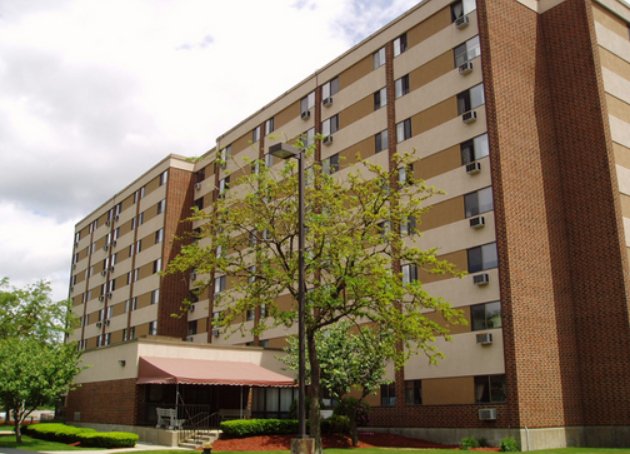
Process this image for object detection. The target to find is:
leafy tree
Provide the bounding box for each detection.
[282,321,391,446]
[0,278,81,443]
[167,149,464,453]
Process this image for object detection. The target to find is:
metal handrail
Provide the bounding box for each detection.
[178,411,221,445]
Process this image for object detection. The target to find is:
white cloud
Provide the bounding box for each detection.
[0,0,419,300]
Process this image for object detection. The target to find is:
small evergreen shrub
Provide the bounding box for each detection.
[76,431,138,448]
[220,419,298,437]
[460,436,480,450]
[500,436,520,452]
[320,415,350,435]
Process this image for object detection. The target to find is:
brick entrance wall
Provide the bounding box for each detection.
[65,379,139,425]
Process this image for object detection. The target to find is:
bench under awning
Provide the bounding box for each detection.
[136,356,296,387]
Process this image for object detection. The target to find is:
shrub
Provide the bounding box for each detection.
[460,436,480,451]
[76,431,139,448]
[333,397,369,426]
[500,436,520,452]
[23,423,137,448]
[220,419,298,437]
[321,415,350,435]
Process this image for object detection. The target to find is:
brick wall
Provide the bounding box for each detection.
[158,167,194,338]
[65,379,139,425]
[540,0,630,426]
[370,403,510,428]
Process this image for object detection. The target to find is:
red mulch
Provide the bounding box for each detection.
[211,432,465,451]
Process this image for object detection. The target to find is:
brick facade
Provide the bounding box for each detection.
[65,379,139,425]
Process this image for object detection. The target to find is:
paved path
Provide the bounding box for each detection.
[39,443,192,454]
[0,448,35,454]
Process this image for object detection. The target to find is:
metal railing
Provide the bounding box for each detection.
[178,411,221,445]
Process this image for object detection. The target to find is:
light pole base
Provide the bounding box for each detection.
[291,437,314,454]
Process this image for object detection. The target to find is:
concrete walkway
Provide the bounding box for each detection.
[38,443,192,454]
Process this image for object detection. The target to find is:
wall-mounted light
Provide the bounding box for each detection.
[118,360,126,367]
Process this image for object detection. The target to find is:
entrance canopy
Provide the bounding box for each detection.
[137,356,295,387]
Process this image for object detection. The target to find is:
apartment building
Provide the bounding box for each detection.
[66,0,630,449]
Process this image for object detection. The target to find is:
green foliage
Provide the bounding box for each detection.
[0,279,81,444]
[320,415,350,435]
[333,397,369,427]
[460,436,480,450]
[24,423,137,448]
[500,436,520,452]
[75,431,138,448]
[220,419,298,437]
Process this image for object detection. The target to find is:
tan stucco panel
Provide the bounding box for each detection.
[606,94,630,122]
[339,55,373,91]
[407,6,451,48]
[414,145,461,181]
[593,2,630,39]
[599,48,630,81]
[423,376,475,405]
[423,306,470,335]
[421,196,465,231]
[339,95,376,129]
[409,50,455,93]
[339,136,377,169]
[411,97,458,136]
[419,249,468,284]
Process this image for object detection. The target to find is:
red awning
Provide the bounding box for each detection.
[136,356,295,387]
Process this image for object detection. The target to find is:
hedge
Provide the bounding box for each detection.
[23,423,138,448]
[220,416,349,438]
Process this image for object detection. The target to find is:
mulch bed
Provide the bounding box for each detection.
[211,432,471,451]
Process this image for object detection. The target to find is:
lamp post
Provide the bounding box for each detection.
[268,143,312,454]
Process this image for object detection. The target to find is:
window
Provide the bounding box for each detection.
[153,259,162,273]
[248,265,256,283]
[149,320,158,336]
[188,320,198,336]
[300,91,315,114]
[159,170,168,186]
[128,326,136,340]
[126,272,132,285]
[373,47,386,69]
[467,242,498,273]
[260,303,267,318]
[375,130,388,153]
[139,211,144,225]
[475,375,506,403]
[126,297,138,312]
[151,289,160,305]
[322,77,339,100]
[302,128,315,147]
[374,87,387,110]
[464,187,493,218]
[139,186,145,200]
[395,74,409,98]
[393,33,407,57]
[246,308,255,321]
[108,279,115,293]
[215,275,226,294]
[322,154,340,175]
[396,118,412,143]
[131,216,136,230]
[252,126,261,142]
[398,164,413,186]
[113,227,120,241]
[401,215,416,236]
[155,228,164,243]
[194,197,204,211]
[219,176,230,197]
[195,168,205,183]
[321,115,339,137]
[457,84,485,114]
[471,301,502,331]
[454,35,481,66]
[157,199,166,214]
[265,117,275,135]
[74,232,81,244]
[265,153,274,167]
[136,239,142,254]
[451,0,476,21]
[405,379,422,405]
[220,145,231,169]
[402,263,418,284]
[380,383,396,406]
[460,133,489,164]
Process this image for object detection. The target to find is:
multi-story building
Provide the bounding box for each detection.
[66,0,630,449]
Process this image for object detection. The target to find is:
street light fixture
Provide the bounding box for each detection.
[268,143,312,453]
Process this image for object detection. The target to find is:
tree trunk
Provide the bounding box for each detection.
[307,331,322,454]
[13,407,21,444]
[350,406,358,447]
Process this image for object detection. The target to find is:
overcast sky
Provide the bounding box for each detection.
[0,0,422,301]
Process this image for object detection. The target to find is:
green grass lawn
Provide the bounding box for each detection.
[0,433,98,451]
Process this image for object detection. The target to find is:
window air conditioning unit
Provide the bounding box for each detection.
[96,321,102,328]
[112,240,117,247]
[459,61,473,75]
[105,319,110,326]
[195,182,202,191]
[473,273,490,286]
[469,216,485,229]
[107,292,113,300]
[323,97,333,107]
[212,329,220,338]
[101,270,107,276]
[300,110,311,120]
[115,215,119,222]
[106,219,111,226]
[476,333,493,345]
[323,135,333,145]
[190,272,197,282]
[186,335,194,342]
[465,161,482,175]
[478,408,497,421]
[455,15,470,29]
[189,304,195,313]
[110,265,115,272]
[462,110,477,124]
[103,244,109,251]
[99,295,105,302]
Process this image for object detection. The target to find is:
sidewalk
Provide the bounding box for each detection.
[38,443,192,454]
